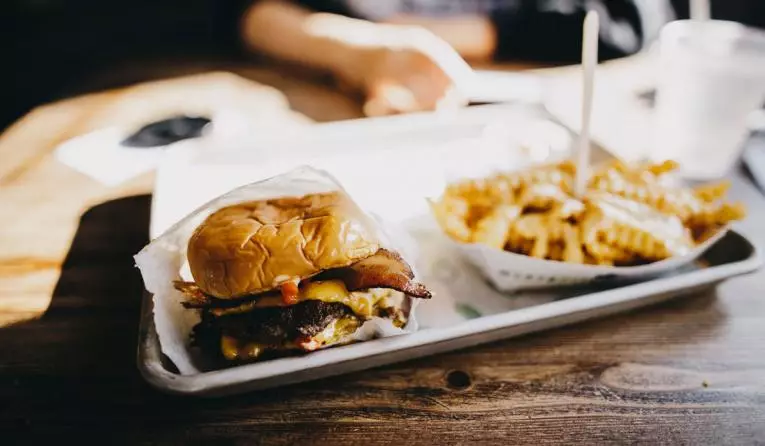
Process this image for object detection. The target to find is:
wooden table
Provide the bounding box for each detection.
[2,64,765,445]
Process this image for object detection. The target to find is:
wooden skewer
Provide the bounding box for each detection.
[574,10,600,198]
[690,0,711,21]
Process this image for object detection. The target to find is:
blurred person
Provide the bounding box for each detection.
[6,0,765,129]
[239,0,677,115]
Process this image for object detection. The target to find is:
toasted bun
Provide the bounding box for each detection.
[187,192,380,298]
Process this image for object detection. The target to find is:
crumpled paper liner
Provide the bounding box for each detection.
[135,166,420,375]
[448,228,729,292]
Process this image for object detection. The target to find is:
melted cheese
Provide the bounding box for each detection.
[220,316,360,360]
[216,280,404,360]
[309,316,360,347]
[212,280,396,318]
[221,335,268,361]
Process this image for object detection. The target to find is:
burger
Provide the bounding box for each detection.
[173,191,432,362]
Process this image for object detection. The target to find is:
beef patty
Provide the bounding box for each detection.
[193,300,355,349]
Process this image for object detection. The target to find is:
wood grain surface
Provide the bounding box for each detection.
[1,62,765,445]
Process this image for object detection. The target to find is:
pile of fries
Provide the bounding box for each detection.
[430,160,746,266]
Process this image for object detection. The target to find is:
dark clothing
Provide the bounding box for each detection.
[292,0,673,62]
[4,0,765,130]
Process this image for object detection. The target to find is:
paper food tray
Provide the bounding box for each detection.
[450,222,729,293]
[137,104,761,395]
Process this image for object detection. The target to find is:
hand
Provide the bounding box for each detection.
[347,28,476,116]
[241,4,476,116]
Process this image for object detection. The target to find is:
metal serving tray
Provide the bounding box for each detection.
[137,105,762,396]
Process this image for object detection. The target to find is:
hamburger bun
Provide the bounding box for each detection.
[187,191,380,298]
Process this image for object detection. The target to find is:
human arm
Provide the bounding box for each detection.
[240,0,476,115]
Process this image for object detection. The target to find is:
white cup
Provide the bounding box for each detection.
[652,20,765,179]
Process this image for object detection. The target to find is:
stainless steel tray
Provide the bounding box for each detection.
[138,231,760,396]
[137,105,762,396]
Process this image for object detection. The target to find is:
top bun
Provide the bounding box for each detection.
[187,191,380,299]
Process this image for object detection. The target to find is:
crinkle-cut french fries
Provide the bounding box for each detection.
[529,231,550,259]
[562,223,585,264]
[646,160,680,176]
[428,197,472,243]
[580,209,635,265]
[693,182,731,203]
[550,198,586,220]
[431,159,746,266]
[499,160,575,191]
[517,183,571,211]
[472,205,522,250]
[585,192,695,260]
[686,202,747,228]
[589,171,705,221]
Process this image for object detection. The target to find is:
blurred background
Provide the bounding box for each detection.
[3,0,765,132]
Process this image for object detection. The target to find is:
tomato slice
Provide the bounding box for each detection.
[280,280,300,306]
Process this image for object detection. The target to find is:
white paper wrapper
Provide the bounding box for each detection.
[134,166,420,375]
[449,228,729,292]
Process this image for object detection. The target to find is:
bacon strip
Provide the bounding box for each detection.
[315,249,432,298]
[174,281,255,309]
[175,248,431,308]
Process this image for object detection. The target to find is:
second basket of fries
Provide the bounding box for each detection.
[429,159,746,291]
